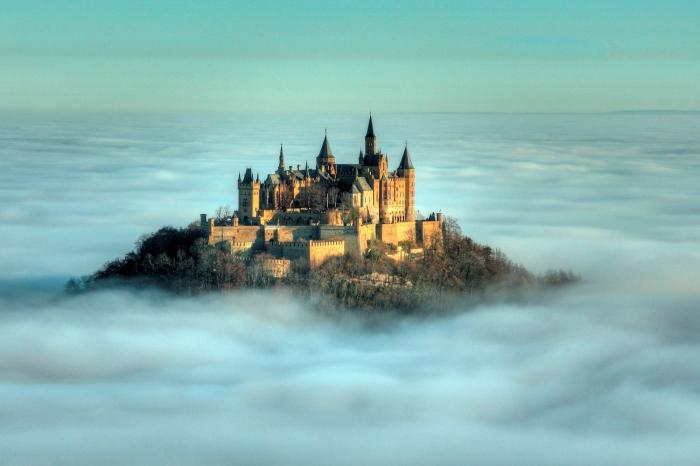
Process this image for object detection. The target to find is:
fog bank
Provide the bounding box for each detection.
[1,287,699,465]
[1,113,699,464]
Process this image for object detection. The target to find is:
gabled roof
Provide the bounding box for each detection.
[398,145,414,170]
[354,177,373,192]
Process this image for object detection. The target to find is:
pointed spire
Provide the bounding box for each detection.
[318,132,333,158]
[304,161,310,178]
[256,172,260,182]
[359,149,364,165]
[366,114,375,138]
[278,144,285,170]
[238,171,241,182]
[398,142,414,170]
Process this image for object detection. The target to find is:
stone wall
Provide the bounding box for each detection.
[261,258,291,278]
[308,240,345,267]
[319,224,354,253]
[275,241,309,262]
[378,221,416,246]
[274,225,318,242]
[416,220,442,248]
[208,225,262,248]
[356,223,377,255]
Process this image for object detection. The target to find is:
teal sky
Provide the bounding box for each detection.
[1,0,698,112]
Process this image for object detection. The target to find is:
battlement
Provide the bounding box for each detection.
[260,258,292,278]
[276,241,309,249]
[309,239,344,247]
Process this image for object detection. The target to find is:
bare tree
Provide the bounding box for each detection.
[279,189,295,210]
[214,205,233,224]
[327,186,340,208]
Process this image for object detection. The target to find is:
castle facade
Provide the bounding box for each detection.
[202,116,442,267]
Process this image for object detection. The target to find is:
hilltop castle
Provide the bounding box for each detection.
[201,116,443,268]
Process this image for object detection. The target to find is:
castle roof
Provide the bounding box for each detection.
[318,133,334,159]
[366,115,375,138]
[242,168,254,183]
[266,173,281,185]
[335,163,362,178]
[398,145,414,170]
[354,177,372,192]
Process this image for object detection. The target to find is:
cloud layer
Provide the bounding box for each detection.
[0,113,699,464]
[1,288,699,465]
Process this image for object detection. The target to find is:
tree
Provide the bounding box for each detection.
[214,205,233,224]
[327,186,340,208]
[298,184,327,210]
[279,189,295,210]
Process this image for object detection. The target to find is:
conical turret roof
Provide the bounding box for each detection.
[318,132,334,158]
[398,144,414,170]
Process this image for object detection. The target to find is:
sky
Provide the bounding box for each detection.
[1,0,699,113]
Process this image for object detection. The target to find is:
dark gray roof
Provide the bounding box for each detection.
[318,134,334,158]
[336,163,361,177]
[354,177,373,192]
[366,115,375,138]
[266,173,281,185]
[242,168,254,183]
[398,145,414,170]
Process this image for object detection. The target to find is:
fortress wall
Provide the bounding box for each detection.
[278,241,310,262]
[275,225,318,242]
[319,225,363,256]
[271,211,321,226]
[357,223,377,255]
[261,258,291,278]
[230,241,254,254]
[208,225,262,247]
[378,221,416,246]
[417,220,442,248]
[308,240,345,267]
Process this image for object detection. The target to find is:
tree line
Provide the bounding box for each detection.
[67,217,578,312]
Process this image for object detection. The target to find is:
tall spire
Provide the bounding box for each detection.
[278,144,285,171]
[364,114,377,156]
[366,114,375,138]
[398,142,414,170]
[359,149,364,165]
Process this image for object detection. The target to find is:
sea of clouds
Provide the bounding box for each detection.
[0,113,699,464]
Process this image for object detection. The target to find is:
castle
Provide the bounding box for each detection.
[201,116,443,267]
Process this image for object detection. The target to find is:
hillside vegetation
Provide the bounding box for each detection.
[68,217,578,312]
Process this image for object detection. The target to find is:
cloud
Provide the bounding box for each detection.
[0,288,699,465]
[0,112,699,464]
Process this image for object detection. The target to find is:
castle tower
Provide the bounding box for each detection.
[365,114,377,157]
[316,131,336,177]
[238,168,260,224]
[278,144,285,172]
[397,143,415,222]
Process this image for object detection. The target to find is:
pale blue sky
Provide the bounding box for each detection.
[1,0,698,112]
